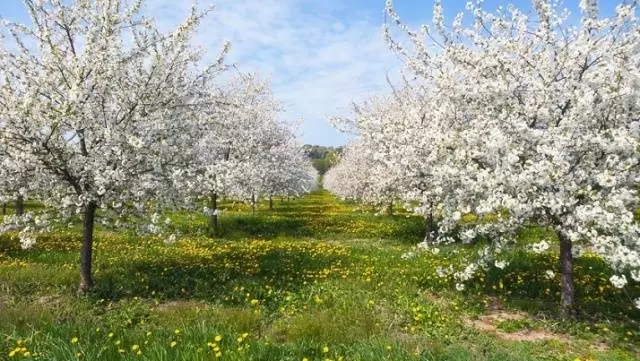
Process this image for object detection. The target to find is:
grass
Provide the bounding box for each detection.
[0,190,639,360]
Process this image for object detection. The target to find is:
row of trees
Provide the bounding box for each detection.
[0,0,315,292]
[326,0,640,315]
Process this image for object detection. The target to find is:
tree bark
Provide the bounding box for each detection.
[209,192,218,236]
[2,203,6,215]
[269,196,273,211]
[78,201,97,294]
[387,201,393,216]
[558,230,576,318]
[15,195,24,216]
[423,211,438,244]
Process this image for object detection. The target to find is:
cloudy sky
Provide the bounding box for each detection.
[0,1,626,145]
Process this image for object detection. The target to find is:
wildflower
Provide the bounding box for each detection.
[545,270,555,279]
[322,346,330,353]
[70,337,79,344]
[455,283,465,291]
[531,241,550,253]
[610,274,628,289]
[494,260,508,269]
[170,341,177,348]
[214,335,222,342]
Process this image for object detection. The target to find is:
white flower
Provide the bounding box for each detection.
[531,241,550,254]
[19,232,36,249]
[494,260,508,269]
[164,233,177,245]
[455,283,465,291]
[635,298,640,310]
[401,251,416,260]
[431,247,440,255]
[545,270,555,279]
[436,266,449,278]
[610,274,628,289]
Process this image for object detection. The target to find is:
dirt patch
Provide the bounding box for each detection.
[465,310,571,343]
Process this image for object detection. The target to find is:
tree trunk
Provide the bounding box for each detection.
[2,203,6,215]
[15,195,24,216]
[423,211,438,244]
[269,196,273,211]
[387,201,393,216]
[280,197,284,204]
[558,230,576,318]
[209,192,218,236]
[251,194,256,214]
[78,201,97,294]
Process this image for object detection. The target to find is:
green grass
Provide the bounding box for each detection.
[0,190,639,360]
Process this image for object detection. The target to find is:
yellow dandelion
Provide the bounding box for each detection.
[70,337,79,344]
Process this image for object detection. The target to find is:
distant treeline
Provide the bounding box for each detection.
[303,145,343,176]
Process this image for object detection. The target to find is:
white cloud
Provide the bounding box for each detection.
[145,0,401,145]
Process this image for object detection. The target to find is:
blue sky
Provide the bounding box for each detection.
[0,1,627,145]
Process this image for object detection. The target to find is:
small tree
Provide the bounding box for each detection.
[0,0,229,292]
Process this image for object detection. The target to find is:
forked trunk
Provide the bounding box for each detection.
[558,230,576,318]
[78,201,97,294]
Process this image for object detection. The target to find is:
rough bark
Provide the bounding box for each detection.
[15,195,24,216]
[558,230,576,318]
[78,201,97,294]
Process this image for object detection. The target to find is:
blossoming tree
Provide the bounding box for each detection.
[0,0,229,292]
[378,0,640,315]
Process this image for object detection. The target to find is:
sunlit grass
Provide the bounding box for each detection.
[0,190,638,360]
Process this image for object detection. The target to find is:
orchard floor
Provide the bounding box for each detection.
[0,190,639,361]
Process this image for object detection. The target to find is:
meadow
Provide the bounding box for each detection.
[0,190,639,361]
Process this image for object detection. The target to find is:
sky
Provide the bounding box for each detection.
[0,1,627,146]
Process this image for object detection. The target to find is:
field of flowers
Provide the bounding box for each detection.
[0,190,639,360]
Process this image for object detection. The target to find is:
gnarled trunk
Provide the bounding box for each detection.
[78,201,97,294]
[558,230,576,318]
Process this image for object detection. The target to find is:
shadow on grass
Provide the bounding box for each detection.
[92,246,348,306]
[440,249,640,338]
